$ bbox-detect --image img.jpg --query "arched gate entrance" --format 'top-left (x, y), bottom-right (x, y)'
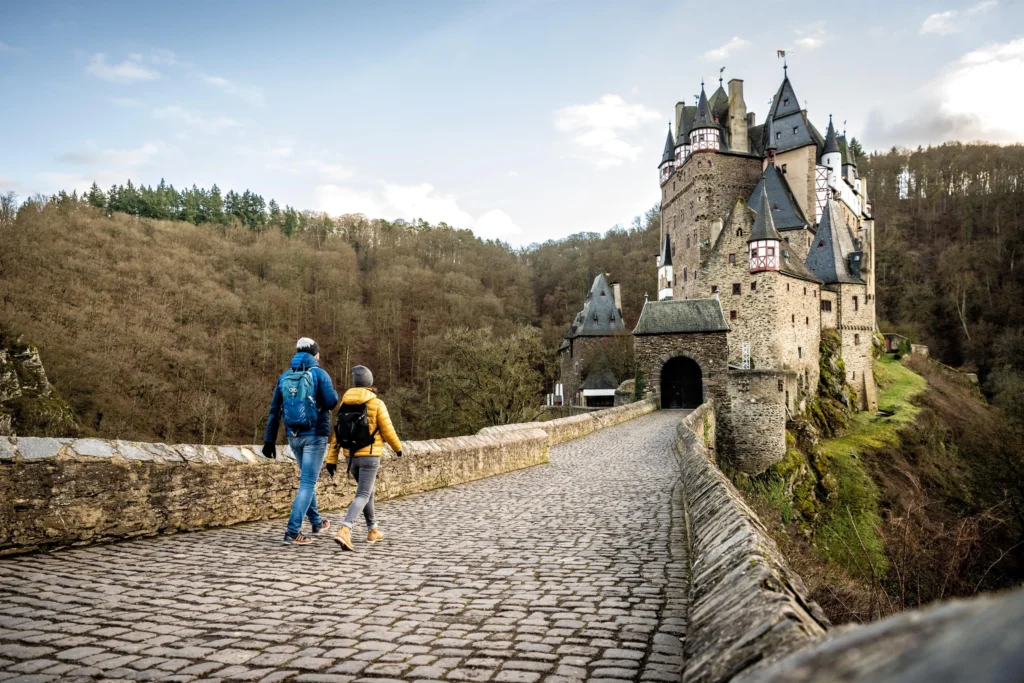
top-left (661, 356), bottom-right (702, 409)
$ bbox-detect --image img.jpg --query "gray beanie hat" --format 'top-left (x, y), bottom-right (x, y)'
top-left (352, 365), bottom-right (373, 388)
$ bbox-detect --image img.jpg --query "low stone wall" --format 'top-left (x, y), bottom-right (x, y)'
top-left (478, 396), bottom-right (658, 446)
top-left (0, 429), bottom-right (548, 556)
top-left (675, 403), bottom-right (828, 683)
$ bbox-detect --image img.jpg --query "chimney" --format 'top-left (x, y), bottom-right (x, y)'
top-left (611, 281), bottom-right (622, 314)
top-left (727, 79), bottom-right (749, 154)
top-left (747, 112), bottom-right (755, 127)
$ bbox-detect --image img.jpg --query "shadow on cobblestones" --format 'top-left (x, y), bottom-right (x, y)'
top-left (0, 411), bottom-right (687, 683)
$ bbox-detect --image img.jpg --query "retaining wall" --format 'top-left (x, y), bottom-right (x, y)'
top-left (675, 402), bottom-right (829, 683)
top-left (0, 429), bottom-right (548, 556)
top-left (478, 396), bottom-right (658, 446)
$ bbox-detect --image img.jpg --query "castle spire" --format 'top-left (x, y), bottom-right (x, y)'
top-left (689, 82), bottom-right (721, 153)
top-left (748, 183), bottom-right (781, 274)
top-left (659, 123), bottom-right (675, 185)
top-left (823, 115), bottom-right (839, 155)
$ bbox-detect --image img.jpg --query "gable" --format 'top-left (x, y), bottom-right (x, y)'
top-left (747, 164), bottom-right (809, 231)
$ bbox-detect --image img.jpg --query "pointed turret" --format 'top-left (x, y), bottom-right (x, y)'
top-left (805, 199), bottom-right (864, 284)
top-left (822, 115), bottom-right (842, 189)
top-left (659, 123), bottom-right (675, 185)
top-left (674, 106), bottom-right (695, 164)
top-left (658, 233), bottom-right (674, 300)
top-left (689, 82), bottom-right (722, 153)
top-left (748, 183), bottom-right (782, 275)
top-left (765, 114), bottom-right (778, 162)
top-left (823, 115), bottom-right (840, 156)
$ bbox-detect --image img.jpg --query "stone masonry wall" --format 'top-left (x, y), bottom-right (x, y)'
top-left (478, 396), bottom-right (658, 446)
top-left (0, 429), bottom-right (549, 555)
top-left (722, 370), bottom-right (790, 474)
top-left (675, 403), bottom-right (828, 683)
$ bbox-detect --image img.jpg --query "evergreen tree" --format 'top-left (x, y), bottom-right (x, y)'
top-left (86, 183), bottom-right (106, 210)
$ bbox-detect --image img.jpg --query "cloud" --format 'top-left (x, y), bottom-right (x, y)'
top-left (0, 41), bottom-right (24, 54)
top-left (701, 37), bottom-right (751, 63)
top-left (148, 48), bottom-right (179, 66)
top-left (153, 105), bottom-right (239, 133)
top-left (58, 142), bottom-right (162, 167)
top-left (554, 94), bottom-right (660, 168)
top-left (795, 23), bottom-right (830, 51)
top-left (864, 37), bottom-right (1024, 148)
top-left (920, 11), bottom-right (959, 35)
top-left (85, 53), bottom-right (159, 83)
top-left (967, 1), bottom-right (997, 15)
top-left (202, 75), bottom-right (265, 106)
top-left (314, 182), bottom-right (521, 238)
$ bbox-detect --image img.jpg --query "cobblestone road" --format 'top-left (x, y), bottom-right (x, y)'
top-left (0, 411), bottom-right (687, 683)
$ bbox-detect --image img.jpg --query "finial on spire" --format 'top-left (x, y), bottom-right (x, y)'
top-left (719, 66), bottom-right (725, 86)
top-left (776, 49), bottom-right (788, 76)
top-left (700, 78), bottom-right (705, 90)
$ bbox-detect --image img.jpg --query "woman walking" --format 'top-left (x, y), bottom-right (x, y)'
top-left (327, 365), bottom-right (403, 551)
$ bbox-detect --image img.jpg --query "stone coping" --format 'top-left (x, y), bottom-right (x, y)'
top-left (675, 403), bottom-right (829, 683)
top-left (478, 396), bottom-right (658, 446)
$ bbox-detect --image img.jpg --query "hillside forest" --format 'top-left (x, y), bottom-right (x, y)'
top-left (0, 184), bottom-right (659, 443)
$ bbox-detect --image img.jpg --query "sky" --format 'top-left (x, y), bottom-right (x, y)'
top-left (2, 0), bottom-right (1023, 246)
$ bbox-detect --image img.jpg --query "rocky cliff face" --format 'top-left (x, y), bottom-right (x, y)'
top-left (0, 336), bottom-right (78, 437)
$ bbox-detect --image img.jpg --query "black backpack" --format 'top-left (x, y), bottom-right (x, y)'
top-left (334, 401), bottom-right (380, 471)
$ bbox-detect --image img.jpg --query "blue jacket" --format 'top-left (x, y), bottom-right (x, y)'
top-left (264, 352), bottom-right (339, 441)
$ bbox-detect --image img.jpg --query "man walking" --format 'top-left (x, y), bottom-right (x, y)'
top-left (264, 338), bottom-right (339, 545)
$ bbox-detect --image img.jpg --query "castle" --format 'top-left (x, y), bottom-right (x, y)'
top-left (559, 67), bottom-right (878, 473)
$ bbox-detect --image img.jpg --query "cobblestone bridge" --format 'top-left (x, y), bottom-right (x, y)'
top-left (0, 411), bottom-right (688, 683)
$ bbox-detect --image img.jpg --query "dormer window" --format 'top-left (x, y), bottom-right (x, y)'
top-left (781, 164), bottom-right (787, 174)
top-left (792, 126), bottom-right (798, 134)
top-left (784, 98), bottom-right (790, 106)
top-left (775, 131), bottom-right (782, 140)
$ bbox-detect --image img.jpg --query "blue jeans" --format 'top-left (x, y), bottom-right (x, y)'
top-left (285, 435), bottom-right (328, 538)
top-left (342, 457), bottom-right (379, 530)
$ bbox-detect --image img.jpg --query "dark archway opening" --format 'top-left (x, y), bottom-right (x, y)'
top-left (661, 356), bottom-right (703, 409)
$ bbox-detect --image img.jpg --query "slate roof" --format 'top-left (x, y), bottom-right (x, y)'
top-left (564, 273), bottom-right (628, 338)
top-left (661, 124), bottom-right (675, 165)
top-left (746, 163), bottom-right (810, 231)
top-left (765, 115), bottom-right (778, 152)
top-left (780, 248), bottom-right (823, 284)
top-left (748, 185), bottom-right (782, 243)
top-left (823, 116), bottom-right (840, 155)
top-left (692, 85), bottom-right (717, 130)
top-left (771, 111), bottom-right (819, 154)
top-left (709, 84), bottom-right (729, 120)
top-left (581, 369), bottom-right (619, 391)
top-left (804, 199), bottom-right (864, 285)
top-left (768, 76), bottom-right (802, 120)
top-left (633, 298), bottom-right (730, 336)
top-left (676, 106), bottom-right (696, 146)
top-left (660, 232), bottom-right (673, 267)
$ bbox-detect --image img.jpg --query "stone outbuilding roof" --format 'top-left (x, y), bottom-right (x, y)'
top-left (633, 298), bottom-right (730, 336)
top-left (805, 199), bottom-right (864, 285)
top-left (581, 369), bottom-right (619, 391)
top-left (563, 273), bottom-right (628, 339)
top-left (747, 163), bottom-right (810, 231)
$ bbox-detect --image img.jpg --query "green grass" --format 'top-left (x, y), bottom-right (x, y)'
top-left (814, 356), bottom-right (927, 577)
top-left (818, 355), bottom-right (927, 462)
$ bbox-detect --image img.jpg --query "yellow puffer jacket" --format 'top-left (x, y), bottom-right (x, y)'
top-left (326, 387), bottom-right (402, 464)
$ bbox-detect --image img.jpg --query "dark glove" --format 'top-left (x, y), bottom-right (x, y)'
top-left (262, 442), bottom-right (277, 459)
top-left (395, 451), bottom-right (403, 458)
top-left (326, 463), bottom-right (337, 478)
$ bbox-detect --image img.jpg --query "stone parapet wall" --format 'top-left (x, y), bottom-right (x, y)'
top-left (478, 397), bottom-right (658, 446)
top-left (675, 403), bottom-right (828, 683)
top-left (0, 429), bottom-right (549, 556)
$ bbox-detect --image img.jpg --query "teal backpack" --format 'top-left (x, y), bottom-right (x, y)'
top-left (279, 368), bottom-right (318, 431)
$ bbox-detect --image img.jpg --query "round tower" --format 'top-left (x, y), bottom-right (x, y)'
top-left (689, 82), bottom-right (720, 153)
top-left (748, 184), bottom-right (781, 273)
top-left (822, 115), bottom-right (842, 188)
top-left (659, 123), bottom-right (675, 185)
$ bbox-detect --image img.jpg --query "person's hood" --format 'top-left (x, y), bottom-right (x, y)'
top-left (290, 352), bottom-right (319, 371)
top-left (342, 387), bottom-right (376, 404)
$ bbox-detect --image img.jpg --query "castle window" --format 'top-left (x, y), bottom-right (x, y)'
top-left (852, 370), bottom-right (856, 379)
top-left (855, 333), bottom-right (861, 344)
top-left (672, 244), bottom-right (676, 256)
top-left (792, 126), bottom-right (798, 134)
top-left (711, 285), bottom-right (718, 293)
top-left (736, 228), bottom-right (743, 237)
top-left (728, 253), bottom-right (736, 264)
top-left (781, 164), bottom-right (787, 174)
top-left (787, 283), bottom-right (790, 292)
top-left (853, 296), bottom-right (859, 311)
top-left (818, 240), bottom-right (824, 247)
top-left (784, 98), bottom-right (790, 106)
top-left (684, 268), bottom-right (688, 282)
top-left (792, 314), bottom-right (795, 323)
top-left (732, 283), bottom-right (741, 295)
top-left (730, 310), bottom-right (738, 320)
top-left (778, 379), bottom-right (784, 392)
top-left (767, 247), bottom-right (775, 256)
top-left (751, 281), bottom-right (757, 291)
top-left (776, 131), bottom-right (782, 140)
top-left (798, 346), bottom-right (802, 359)
top-left (806, 317), bottom-right (809, 325)
top-left (821, 300), bottom-right (832, 312)
top-left (708, 160), bottom-right (713, 167)
top-left (803, 287), bottom-right (807, 295)
top-left (686, 236), bottom-right (690, 248)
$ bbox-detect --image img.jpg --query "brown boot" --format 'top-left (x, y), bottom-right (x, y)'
top-left (334, 525), bottom-right (355, 551)
top-left (367, 528), bottom-right (384, 543)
